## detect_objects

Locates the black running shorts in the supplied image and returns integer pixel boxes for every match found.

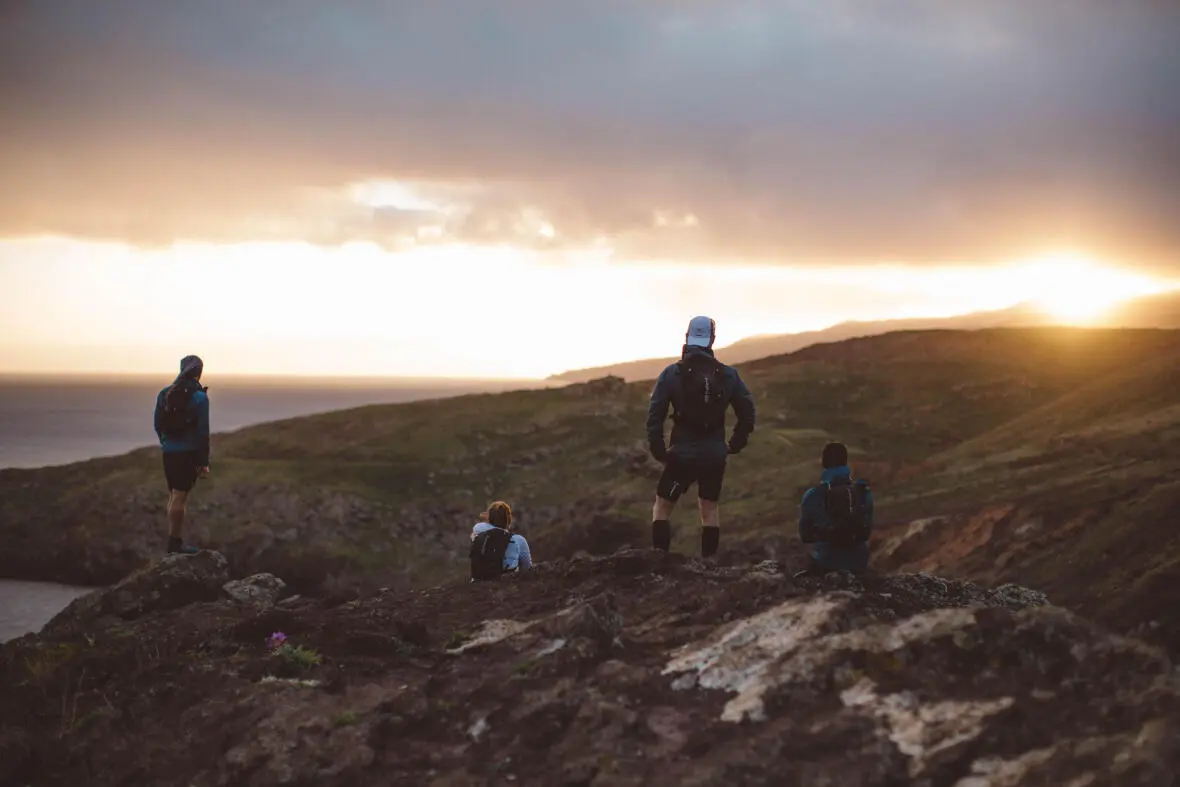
[162,451,201,492]
[656,451,727,503]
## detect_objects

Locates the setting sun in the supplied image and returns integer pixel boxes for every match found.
[1019,253,1172,324]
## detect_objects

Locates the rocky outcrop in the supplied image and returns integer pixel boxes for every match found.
[41,550,229,636]
[222,573,288,608]
[2,550,1175,786]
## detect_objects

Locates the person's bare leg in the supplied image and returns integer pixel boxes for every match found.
[698,498,720,528]
[167,489,188,540]
[652,496,676,551]
[698,497,720,558]
[653,496,676,522]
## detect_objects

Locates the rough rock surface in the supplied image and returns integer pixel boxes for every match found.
[223,573,288,608]
[41,550,229,636]
[2,549,1176,786]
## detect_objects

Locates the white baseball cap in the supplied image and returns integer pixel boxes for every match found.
[685,316,716,348]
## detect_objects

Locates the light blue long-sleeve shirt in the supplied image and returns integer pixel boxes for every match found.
[471,523,533,571]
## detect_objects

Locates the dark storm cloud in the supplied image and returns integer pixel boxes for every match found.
[1,0,1177,265]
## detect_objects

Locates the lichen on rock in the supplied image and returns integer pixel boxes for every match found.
[2,553,1175,786]
[222,573,288,608]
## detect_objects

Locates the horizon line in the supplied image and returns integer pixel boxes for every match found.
[0,371,546,384]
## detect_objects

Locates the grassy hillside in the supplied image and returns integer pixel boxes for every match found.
[4,327,1180,634]
[872,340,1180,650]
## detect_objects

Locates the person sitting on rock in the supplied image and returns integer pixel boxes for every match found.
[470,501,533,581]
[797,442,873,577]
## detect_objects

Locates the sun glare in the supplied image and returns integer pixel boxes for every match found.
[3,238,1179,378]
[1020,253,1169,324]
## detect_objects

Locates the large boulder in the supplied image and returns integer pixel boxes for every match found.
[222,573,288,608]
[42,551,230,635]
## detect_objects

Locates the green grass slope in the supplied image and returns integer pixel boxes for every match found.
[872,340,1180,650]
[2,327,1179,646]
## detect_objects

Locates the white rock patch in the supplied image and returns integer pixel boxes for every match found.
[842,679,1014,776]
[664,597,978,723]
[467,716,490,742]
[534,638,567,658]
[663,595,845,721]
[953,747,1058,787]
[662,597,1025,775]
[448,619,538,654]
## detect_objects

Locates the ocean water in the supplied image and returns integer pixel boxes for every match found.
[0,580,95,643]
[0,374,534,470]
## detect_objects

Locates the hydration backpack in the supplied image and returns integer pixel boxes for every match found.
[158,379,204,439]
[673,355,728,433]
[470,527,512,581]
[821,477,870,546]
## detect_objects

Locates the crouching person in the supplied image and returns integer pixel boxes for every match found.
[470,501,533,581]
[797,442,873,577]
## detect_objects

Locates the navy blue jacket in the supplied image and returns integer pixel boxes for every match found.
[646,346,756,456]
[798,465,874,573]
[154,378,211,466]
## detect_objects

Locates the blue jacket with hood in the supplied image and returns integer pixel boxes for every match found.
[154,356,211,466]
[798,465,873,573]
[646,345,756,458]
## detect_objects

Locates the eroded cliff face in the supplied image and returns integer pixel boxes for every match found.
[2,550,1176,786]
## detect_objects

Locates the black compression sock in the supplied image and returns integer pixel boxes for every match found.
[701,526,720,558]
[652,520,671,552]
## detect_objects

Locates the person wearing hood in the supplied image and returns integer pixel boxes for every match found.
[797,442,874,576]
[153,355,211,554]
[646,316,756,558]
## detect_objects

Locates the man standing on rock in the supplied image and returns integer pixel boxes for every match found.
[646,316,756,558]
[153,355,211,555]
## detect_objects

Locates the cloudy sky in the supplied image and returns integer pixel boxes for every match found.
[2,1,1178,377]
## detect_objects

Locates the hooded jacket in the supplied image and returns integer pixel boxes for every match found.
[798,465,873,573]
[646,345,756,456]
[153,356,211,466]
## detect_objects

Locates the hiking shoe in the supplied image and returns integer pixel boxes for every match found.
[167,538,200,555]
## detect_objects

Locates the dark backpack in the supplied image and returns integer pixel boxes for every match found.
[673,355,728,433]
[821,477,870,546]
[158,379,203,439]
[470,527,512,581]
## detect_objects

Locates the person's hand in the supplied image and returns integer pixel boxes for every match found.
[198,466,211,479]
[727,438,746,455]
[649,441,668,463]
